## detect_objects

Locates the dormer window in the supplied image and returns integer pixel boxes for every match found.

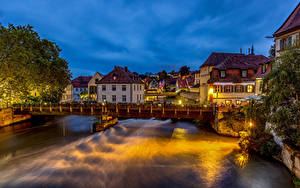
[262,64,267,73]
[241,70,247,78]
[220,71,226,78]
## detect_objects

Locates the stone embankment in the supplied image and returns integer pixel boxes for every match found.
[0,108,31,127]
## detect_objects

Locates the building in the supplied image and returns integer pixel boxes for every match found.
[254,58,273,95]
[207,54,269,105]
[273,3,300,57]
[61,76,92,103]
[88,72,103,102]
[97,66,144,104]
[199,52,240,104]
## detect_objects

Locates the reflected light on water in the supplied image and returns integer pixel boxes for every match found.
[0,118,294,188]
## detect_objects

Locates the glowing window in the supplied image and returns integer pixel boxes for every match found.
[247,85,253,93]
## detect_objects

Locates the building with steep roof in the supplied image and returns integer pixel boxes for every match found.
[61,76,92,103]
[199,52,241,104]
[273,3,300,57]
[207,54,269,105]
[97,66,144,104]
[88,72,104,102]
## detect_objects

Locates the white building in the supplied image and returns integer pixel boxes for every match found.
[273,3,300,58]
[61,76,92,103]
[97,66,144,104]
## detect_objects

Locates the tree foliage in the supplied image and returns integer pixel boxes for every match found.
[261,49,300,148]
[179,66,190,76]
[0,24,71,106]
[268,43,276,58]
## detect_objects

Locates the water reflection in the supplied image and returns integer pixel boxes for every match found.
[0,117,294,188]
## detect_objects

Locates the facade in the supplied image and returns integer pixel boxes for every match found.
[254,58,273,95]
[88,72,103,101]
[273,3,300,58]
[207,54,269,105]
[199,52,240,104]
[97,66,144,104]
[61,76,92,103]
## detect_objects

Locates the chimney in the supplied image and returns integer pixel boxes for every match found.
[240,48,242,54]
[114,65,117,70]
[124,66,128,72]
[248,48,250,55]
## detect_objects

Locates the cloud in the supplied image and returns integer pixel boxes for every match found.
[0,0,298,76]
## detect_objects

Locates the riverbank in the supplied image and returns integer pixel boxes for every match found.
[0,108,31,127]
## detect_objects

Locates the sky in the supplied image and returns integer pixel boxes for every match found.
[0,0,299,77]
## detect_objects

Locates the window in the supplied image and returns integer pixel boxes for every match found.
[247,85,254,93]
[112,95,116,102]
[134,85,136,91]
[122,95,126,102]
[241,70,247,78]
[214,85,221,93]
[220,71,226,78]
[236,85,243,93]
[280,39,284,50]
[140,85,142,91]
[137,94,139,101]
[102,85,106,91]
[288,36,292,48]
[122,85,126,91]
[262,64,266,73]
[102,95,106,101]
[236,100,241,105]
[112,85,116,91]
[225,85,232,93]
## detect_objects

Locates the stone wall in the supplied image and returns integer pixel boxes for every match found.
[213,110,245,137]
[282,143,300,179]
[0,108,31,127]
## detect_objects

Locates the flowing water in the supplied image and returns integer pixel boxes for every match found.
[0,115,294,188]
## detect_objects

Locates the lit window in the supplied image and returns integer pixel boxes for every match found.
[214,85,221,93]
[220,71,226,78]
[112,95,116,102]
[236,100,241,105]
[247,85,253,93]
[112,85,116,91]
[241,70,247,78]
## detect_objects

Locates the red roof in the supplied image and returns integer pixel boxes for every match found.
[254,58,274,78]
[98,66,143,84]
[200,52,240,68]
[214,54,268,70]
[71,76,92,88]
[273,3,300,37]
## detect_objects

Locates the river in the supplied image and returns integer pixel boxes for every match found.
[0,115,294,188]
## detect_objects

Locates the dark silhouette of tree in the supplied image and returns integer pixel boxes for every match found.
[179,66,190,76]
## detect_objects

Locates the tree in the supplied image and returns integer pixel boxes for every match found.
[261,49,300,148]
[0,24,71,106]
[268,43,276,58]
[179,66,190,76]
[158,70,168,80]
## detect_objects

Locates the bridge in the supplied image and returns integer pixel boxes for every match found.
[13,104,215,121]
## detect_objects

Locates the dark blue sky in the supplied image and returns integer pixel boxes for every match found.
[0,0,298,77]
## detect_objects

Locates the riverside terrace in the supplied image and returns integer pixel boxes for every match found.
[12,104,215,121]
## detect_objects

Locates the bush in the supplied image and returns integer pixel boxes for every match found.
[239,131,281,157]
